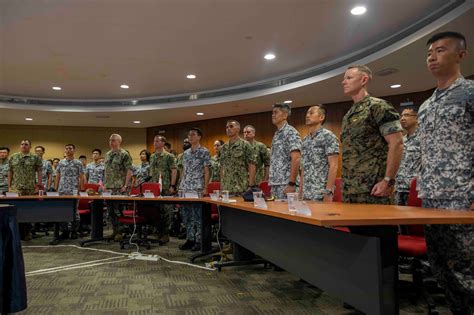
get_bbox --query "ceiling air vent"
[375,68,399,77]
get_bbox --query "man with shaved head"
[243,125,270,184]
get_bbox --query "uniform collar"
[432,76,465,101]
[276,122,288,133]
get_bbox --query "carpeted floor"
[17,231,450,315]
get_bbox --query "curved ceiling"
[0,0,473,127]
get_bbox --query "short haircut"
[164,142,171,149]
[226,120,241,128]
[189,127,203,137]
[52,158,60,163]
[215,139,224,146]
[21,139,31,145]
[154,135,166,142]
[427,31,467,50]
[0,147,10,153]
[402,107,418,115]
[79,155,86,159]
[139,149,151,162]
[66,144,76,149]
[243,125,256,132]
[347,65,373,81]
[92,148,102,155]
[34,145,45,152]
[310,104,328,125]
[110,133,122,143]
[273,103,291,116]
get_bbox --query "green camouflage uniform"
[248,140,270,185]
[175,153,184,186]
[8,152,42,195]
[219,138,256,194]
[209,155,220,182]
[341,95,402,204]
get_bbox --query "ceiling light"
[52,86,62,91]
[133,120,141,124]
[264,53,276,60]
[186,74,196,79]
[351,6,366,15]
[283,100,292,104]
[120,84,129,89]
[196,112,204,116]
[25,118,33,121]
[390,84,401,89]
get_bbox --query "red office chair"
[259,181,271,198]
[77,183,100,234]
[123,185,142,217]
[141,182,162,196]
[333,177,343,202]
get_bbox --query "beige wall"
[0,125,147,165]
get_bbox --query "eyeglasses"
[401,114,417,118]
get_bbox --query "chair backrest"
[333,177,343,202]
[407,177,422,207]
[141,182,161,196]
[83,183,100,192]
[259,181,271,197]
[208,181,221,195]
[129,185,141,195]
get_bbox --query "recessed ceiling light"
[390,84,402,89]
[25,118,33,121]
[283,100,293,104]
[196,112,204,116]
[133,120,141,124]
[351,6,367,15]
[120,84,129,89]
[186,74,196,79]
[52,86,62,91]
[264,53,276,60]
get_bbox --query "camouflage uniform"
[219,138,257,194]
[418,77,473,311]
[85,162,105,184]
[341,95,402,204]
[104,149,133,230]
[394,130,421,205]
[248,140,270,185]
[38,160,53,190]
[8,152,42,195]
[150,151,177,236]
[269,122,302,199]
[209,155,220,182]
[56,158,83,231]
[0,158,8,194]
[301,128,339,201]
[179,146,210,243]
[133,162,150,187]
[175,153,184,186]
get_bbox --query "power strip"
[129,252,160,262]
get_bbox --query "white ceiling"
[0,0,473,127]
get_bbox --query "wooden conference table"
[1,195,473,315]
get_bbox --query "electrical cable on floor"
[22,244,129,256]
[26,256,129,276]
[26,258,133,277]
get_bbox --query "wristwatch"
[383,176,395,187]
[321,188,333,196]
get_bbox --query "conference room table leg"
[80,199,107,246]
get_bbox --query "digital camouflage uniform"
[418,77,473,311]
[248,140,270,185]
[394,130,421,205]
[133,162,150,187]
[341,95,402,204]
[269,122,302,199]
[175,153,184,186]
[219,138,257,194]
[150,151,177,236]
[0,158,8,195]
[85,162,105,184]
[38,160,53,190]
[104,149,133,230]
[56,158,84,231]
[301,128,339,201]
[179,146,210,243]
[209,155,220,182]
[8,152,42,195]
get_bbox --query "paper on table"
[185,192,199,199]
[295,201,312,216]
[5,192,19,197]
[253,197,268,209]
[143,192,155,198]
[46,192,59,197]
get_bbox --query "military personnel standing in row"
[300,105,339,201]
[394,107,421,205]
[131,149,151,188]
[269,103,302,199]
[34,145,53,191]
[104,133,133,240]
[175,138,191,186]
[418,31,473,315]
[209,139,224,182]
[243,125,270,185]
[86,149,105,184]
[79,155,87,169]
[219,120,257,194]
[179,128,210,251]
[0,147,9,195]
[53,144,85,243]
[150,135,177,245]
[8,140,43,241]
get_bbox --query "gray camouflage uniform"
[301,128,339,201]
[85,162,105,184]
[56,158,84,231]
[394,130,421,205]
[418,76,473,311]
[0,159,8,194]
[39,160,53,190]
[269,122,302,199]
[179,146,210,243]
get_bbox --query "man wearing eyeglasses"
[394,107,421,205]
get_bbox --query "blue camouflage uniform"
[132,162,150,187]
[0,158,8,194]
[301,127,339,201]
[179,146,210,243]
[38,160,53,190]
[394,130,421,205]
[85,162,105,184]
[418,76,473,311]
